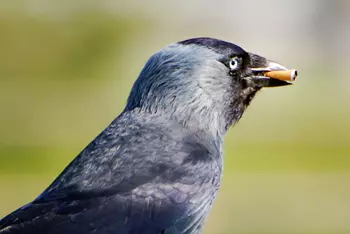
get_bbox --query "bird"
[0,37,294,234]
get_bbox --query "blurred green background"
[1,1,350,233]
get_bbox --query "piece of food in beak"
[264,69,298,81]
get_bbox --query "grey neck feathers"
[124,44,246,140]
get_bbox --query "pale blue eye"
[229,58,239,71]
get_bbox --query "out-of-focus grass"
[226,142,350,172]
[204,173,350,234]
[0,10,149,147]
[0,12,136,80]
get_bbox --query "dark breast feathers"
[0,111,222,234]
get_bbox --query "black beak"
[249,76,292,87]
[246,56,297,88]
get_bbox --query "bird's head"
[125,37,296,138]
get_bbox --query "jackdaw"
[0,37,294,234]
